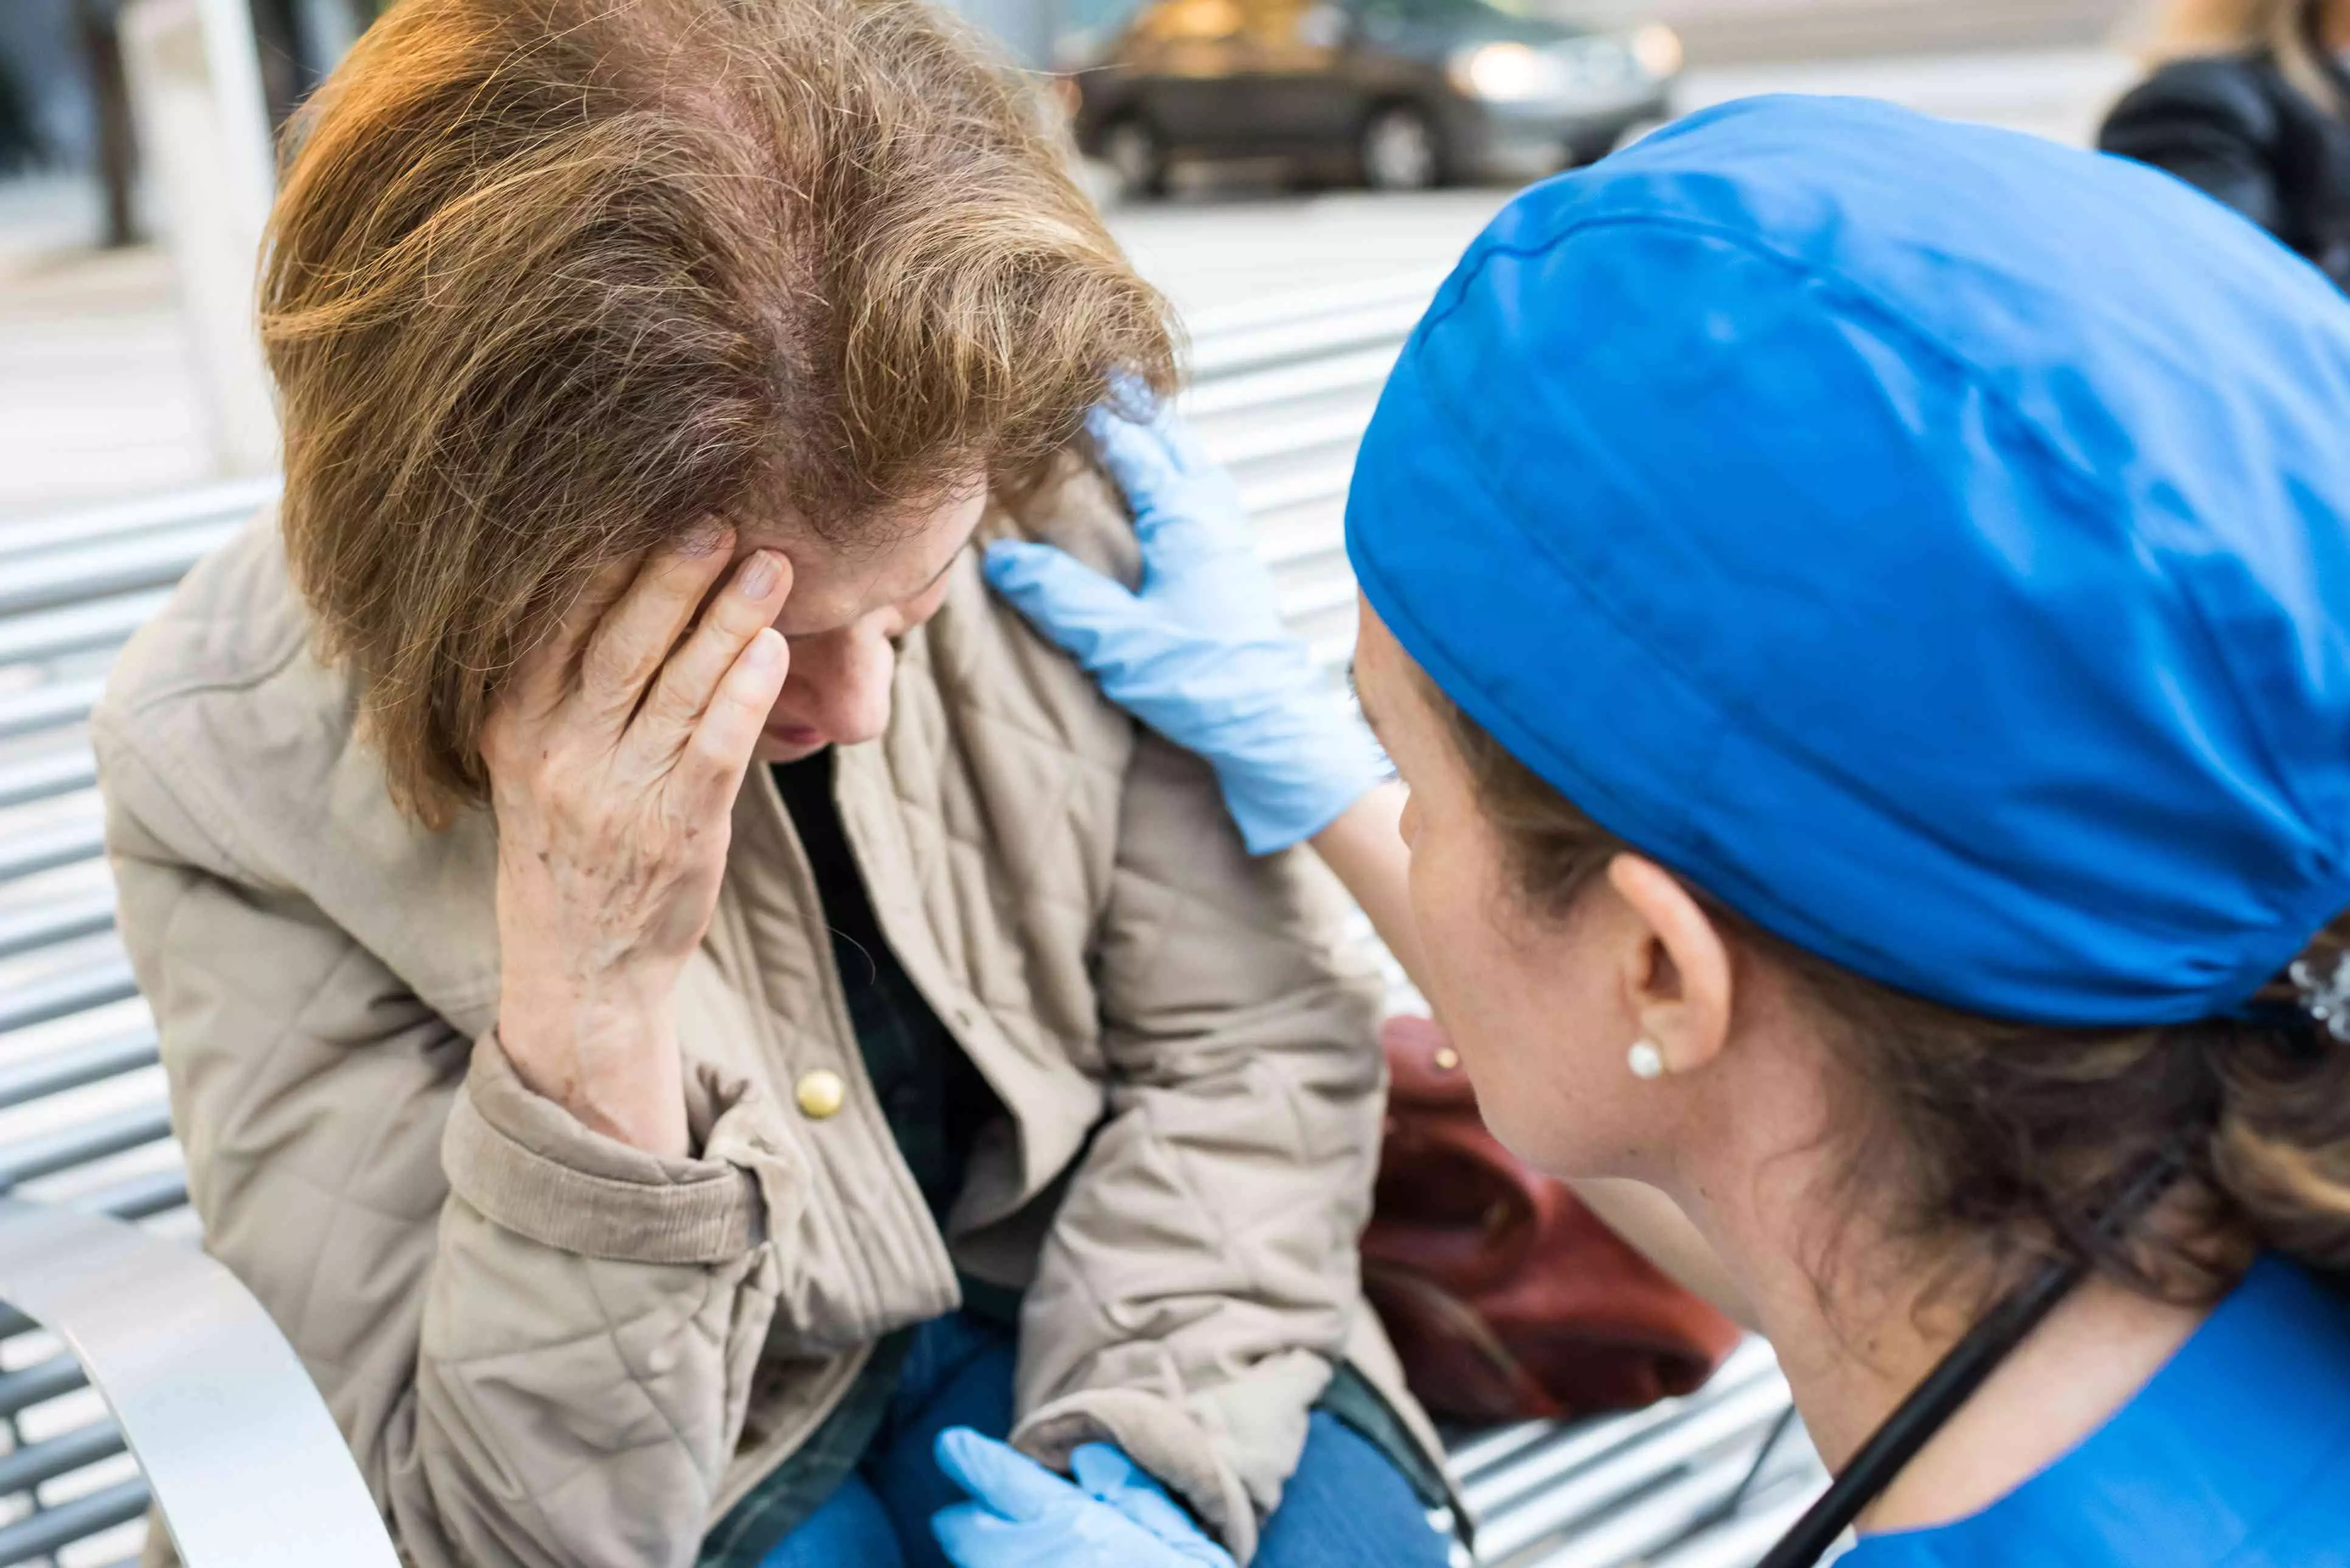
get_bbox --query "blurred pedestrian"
[2100,0,2350,290]
[72,0,136,247]
[0,56,37,175]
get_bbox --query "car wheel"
[1101,117,1168,201]
[1564,130,1618,168]
[1603,116,1670,159]
[1359,103,1444,193]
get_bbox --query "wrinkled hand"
[481,532,792,1156]
[931,1429,1237,1568]
[984,400,1383,855]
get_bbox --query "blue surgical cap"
[1346,95,2350,1026]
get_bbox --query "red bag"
[1362,1016,1744,1424]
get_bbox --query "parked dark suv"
[1065,0,1680,195]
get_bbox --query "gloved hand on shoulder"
[984,397,1385,855]
[930,1427,1238,1568]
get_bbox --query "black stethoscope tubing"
[1751,1153,2185,1568]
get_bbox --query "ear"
[1605,855,1734,1076]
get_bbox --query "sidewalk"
[1592,0,2140,63]
[0,37,2138,524]
[0,176,211,526]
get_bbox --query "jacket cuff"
[440,1032,777,1265]
[1012,1387,1271,1566]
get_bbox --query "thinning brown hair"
[1427,678,2350,1310]
[263,0,1175,824]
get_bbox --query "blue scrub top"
[1840,1257,2350,1567]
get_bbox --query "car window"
[1237,0,1335,47]
[1133,0,1245,43]
[1353,0,1513,25]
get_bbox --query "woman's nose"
[783,626,897,746]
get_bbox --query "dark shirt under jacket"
[698,754,1010,1568]
[2100,47,2350,292]
[770,751,1001,1224]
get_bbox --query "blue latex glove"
[930,1428,1238,1568]
[984,399,1385,854]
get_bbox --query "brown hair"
[2152,0,2342,111]
[263,0,1176,824]
[1431,681,2350,1307]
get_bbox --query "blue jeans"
[757,1313,1451,1568]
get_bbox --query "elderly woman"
[2100,0,2350,290]
[944,97,2350,1568]
[91,2,1449,1566]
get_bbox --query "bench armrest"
[0,1198,401,1567]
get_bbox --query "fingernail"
[743,630,782,669]
[683,522,733,558]
[737,551,780,598]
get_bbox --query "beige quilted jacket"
[94,463,1440,1568]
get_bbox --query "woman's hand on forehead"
[479,529,796,1156]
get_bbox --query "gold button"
[795,1069,847,1120]
[1433,1047,1461,1072]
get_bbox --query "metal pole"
[120,0,282,475]
[189,0,277,231]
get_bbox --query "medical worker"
[930,97,2350,1568]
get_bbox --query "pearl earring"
[1627,1039,1666,1080]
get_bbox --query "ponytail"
[2215,920,2350,1274]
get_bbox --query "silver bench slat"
[1520,1440,1823,1568]
[1182,345,1400,420]
[1208,408,1378,470]
[0,1029,159,1113]
[0,1353,86,1420]
[1462,1342,1781,1519]
[1648,1490,1827,1568]
[1447,1420,1560,1484]
[0,816,106,886]
[0,677,103,743]
[0,1418,127,1502]
[0,890,118,965]
[1473,1376,1799,1564]
[1181,269,1444,341]
[0,590,173,671]
[0,522,244,620]
[0,1102,176,1193]
[1280,569,1360,625]
[0,1475,150,1567]
[1237,461,1355,526]
[0,476,280,564]
[0,953,139,1036]
[0,751,102,812]
[76,1167,190,1224]
[1187,296,1428,381]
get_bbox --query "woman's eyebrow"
[782,549,964,640]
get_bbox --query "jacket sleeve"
[2099,60,2289,237]
[100,758,802,1568]
[1008,731,1388,1564]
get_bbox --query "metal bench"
[0,279,1823,1567]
